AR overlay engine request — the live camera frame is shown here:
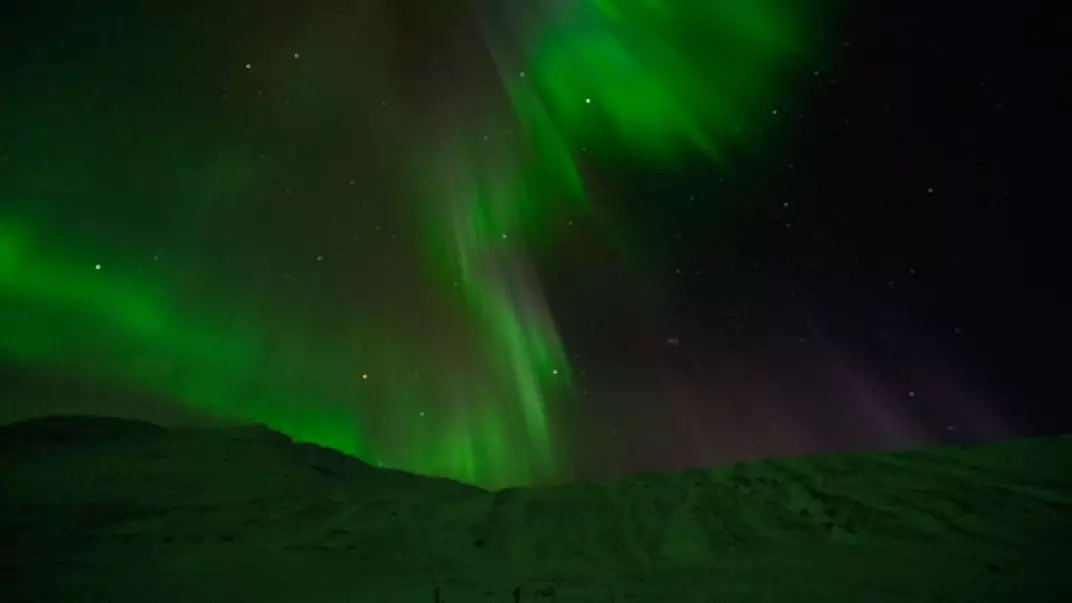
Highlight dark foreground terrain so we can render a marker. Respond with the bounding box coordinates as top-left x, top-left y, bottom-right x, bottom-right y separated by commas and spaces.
2, 415, 1070, 602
